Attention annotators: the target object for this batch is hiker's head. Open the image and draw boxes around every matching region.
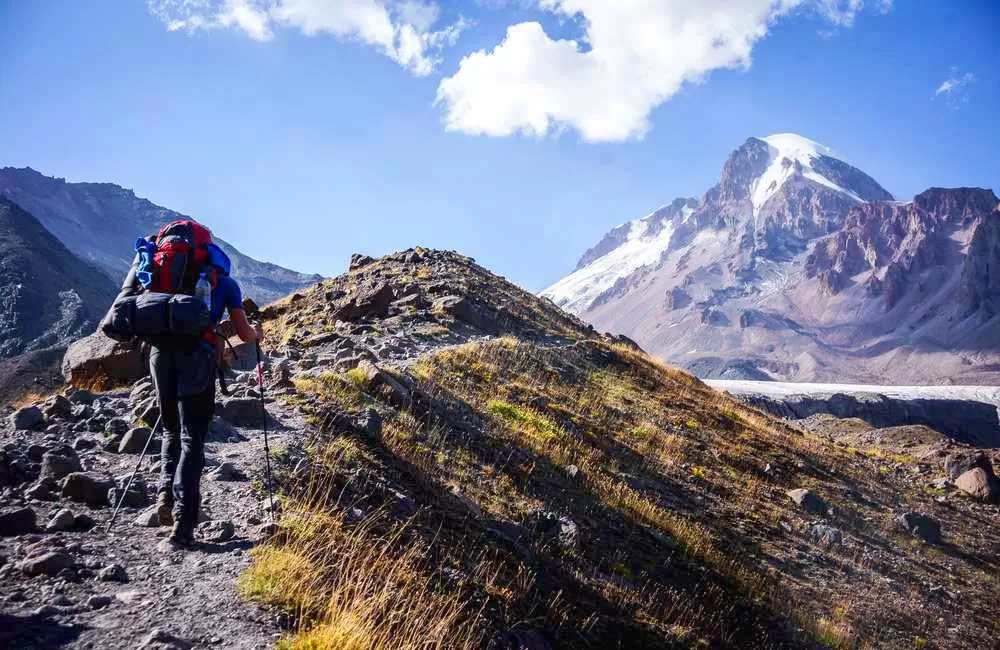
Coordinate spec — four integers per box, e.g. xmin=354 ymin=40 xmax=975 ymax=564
xmin=207 ymin=243 xmax=231 ymax=278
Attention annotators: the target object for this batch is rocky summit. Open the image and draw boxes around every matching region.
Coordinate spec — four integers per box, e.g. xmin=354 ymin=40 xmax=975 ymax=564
xmin=2 ymin=248 xmax=997 ymax=650
xmin=543 ymin=134 xmax=1000 ymax=384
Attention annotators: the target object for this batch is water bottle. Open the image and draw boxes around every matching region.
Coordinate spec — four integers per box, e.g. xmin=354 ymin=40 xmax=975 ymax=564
xmin=195 ymin=272 xmax=212 ymax=310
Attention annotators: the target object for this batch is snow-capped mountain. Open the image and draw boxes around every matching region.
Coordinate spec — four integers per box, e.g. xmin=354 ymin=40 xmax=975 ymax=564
xmin=543 ymin=134 xmax=1000 ymax=384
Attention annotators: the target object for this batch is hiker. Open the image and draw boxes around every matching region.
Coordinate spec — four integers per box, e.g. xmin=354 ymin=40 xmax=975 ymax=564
xmin=104 ymin=220 xmax=261 ymax=551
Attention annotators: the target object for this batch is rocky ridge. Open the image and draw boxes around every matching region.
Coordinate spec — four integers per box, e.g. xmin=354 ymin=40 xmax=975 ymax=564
xmin=0 ymin=167 xmax=322 ymax=306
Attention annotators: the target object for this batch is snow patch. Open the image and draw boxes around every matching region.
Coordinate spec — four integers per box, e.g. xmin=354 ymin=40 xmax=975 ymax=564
xmin=542 ymin=215 xmax=675 ymax=313
xmin=750 ymin=133 xmax=864 ymax=218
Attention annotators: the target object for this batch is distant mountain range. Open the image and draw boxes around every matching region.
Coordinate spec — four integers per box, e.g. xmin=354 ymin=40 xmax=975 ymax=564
xmin=0 ymin=167 xmax=322 ymax=358
xmin=543 ymin=134 xmax=1000 ymax=384
xmin=0 ymin=167 xmax=322 ymax=306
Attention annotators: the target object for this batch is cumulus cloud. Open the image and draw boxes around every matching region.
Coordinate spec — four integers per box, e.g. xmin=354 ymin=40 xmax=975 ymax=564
xmin=437 ymin=0 xmax=888 ymax=142
xmin=148 ymin=0 xmax=467 ymax=76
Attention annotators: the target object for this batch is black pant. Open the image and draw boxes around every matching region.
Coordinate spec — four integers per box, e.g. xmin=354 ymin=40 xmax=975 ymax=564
xmin=150 ymin=343 xmax=216 ymax=536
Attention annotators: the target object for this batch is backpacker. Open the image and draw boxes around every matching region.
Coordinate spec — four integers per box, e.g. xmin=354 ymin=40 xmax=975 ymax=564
xmin=100 ymin=219 xmax=217 ymax=344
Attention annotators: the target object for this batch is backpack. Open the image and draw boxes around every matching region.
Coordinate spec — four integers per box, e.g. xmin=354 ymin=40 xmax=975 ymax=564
xmin=100 ymin=219 xmax=217 ymax=344
xmin=147 ymin=220 xmax=214 ymax=293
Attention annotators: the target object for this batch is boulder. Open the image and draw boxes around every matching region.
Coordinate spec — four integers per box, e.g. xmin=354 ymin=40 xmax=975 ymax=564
xmin=897 ymin=512 xmax=941 ymax=544
xmin=19 ymin=551 xmax=73 ymax=577
xmin=954 ymin=468 xmax=999 ymax=503
xmin=45 ymin=509 xmax=78 ymax=532
xmin=216 ymin=397 xmax=261 ymax=427
xmin=9 ymin=406 xmax=45 ymax=431
xmin=40 ymin=447 xmax=82 ymax=480
xmin=107 ymin=479 xmax=149 ymax=509
xmin=786 ymin=488 xmax=828 ymax=515
xmin=25 ymin=478 xmax=58 ymax=501
xmin=349 ymin=253 xmax=375 ymax=271
xmin=118 ymin=428 xmax=153 ymax=454
xmin=62 ymin=332 xmax=145 ymax=391
xmin=810 ymin=523 xmax=843 ymax=548
xmin=333 ymin=282 xmax=396 ymax=322
xmin=41 ymin=395 xmax=72 ymax=420
xmin=944 ymin=451 xmax=993 ymax=481
xmin=431 ymin=295 xmax=501 ymax=334
xmin=0 ymin=507 xmax=37 ymax=536
xmin=61 ymin=471 xmax=115 ymax=507
xmin=207 ymin=462 xmax=241 ymax=482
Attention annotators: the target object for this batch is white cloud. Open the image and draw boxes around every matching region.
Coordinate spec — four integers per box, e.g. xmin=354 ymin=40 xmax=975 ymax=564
xmin=148 ymin=0 xmax=468 ymax=76
xmin=935 ymin=71 xmax=976 ymax=96
xmin=436 ymin=0 xmax=888 ymax=142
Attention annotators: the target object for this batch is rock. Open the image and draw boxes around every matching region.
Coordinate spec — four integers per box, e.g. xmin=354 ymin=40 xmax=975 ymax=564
xmin=349 ymin=253 xmax=375 ymax=270
xmin=19 ymin=551 xmax=73 ymax=577
xmin=97 ymin=563 xmax=128 ymax=582
xmin=447 ymin=484 xmax=482 ymax=518
xmin=129 ymin=379 xmax=154 ymax=405
xmin=40 ymin=447 xmax=82 ymax=480
xmin=105 ymin=418 xmax=129 ymax=438
xmin=197 ymin=519 xmax=235 ymax=543
xmin=355 ymin=361 xmax=412 ymax=408
xmin=118 ymin=427 xmax=153 ymax=454
xmin=9 ymin=406 xmax=44 ymax=431
xmin=216 ymin=397 xmax=261 ymax=426
xmin=45 ymin=509 xmax=77 ymax=532
xmin=62 ymin=332 xmax=145 ymax=391
xmin=136 ymin=628 xmax=193 ymax=650
xmin=74 ymin=513 xmax=95 ymax=530
xmin=333 ymin=282 xmax=396 ymax=321
xmin=810 ymin=523 xmax=843 ymax=548
xmin=531 ymin=511 xmax=579 ymax=550
xmin=41 ymin=395 xmax=72 ymax=420
xmin=25 ymin=478 xmax=58 ymax=501
xmin=354 ymin=408 xmax=382 ymax=438
xmin=0 ymin=507 xmax=37 ymax=536
xmin=68 ymin=390 xmax=96 ymax=405
xmin=897 ymin=512 xmax=941 ymax=544
xmin=431 ymin=295 xmax=501 ymax=334
xmin=61 ymin=471 xmax=115 ymax=507
xmin=73 ymin=437 xmax=97 ymax=452
xmin=786 ymin=488 xmax=828 ymax=515
xmin=107 ymin=479 xmax=149 ymax=509
xmin=944 ymin=451 xmax=994 ymax=481
xmin=954 ymin=468 xmax=999 ymax=503
xmin=207 ymin=462 xmax=241 ymax=482
xmin=87 ymin=594 xmax=112 ymax=609
xmin=134 ymin=507 xmax=161 ymax=527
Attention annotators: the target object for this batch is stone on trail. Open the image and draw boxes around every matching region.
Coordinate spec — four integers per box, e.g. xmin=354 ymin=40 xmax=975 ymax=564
xmin=897 ymin=512 xmax=941 ymax=544
xmin=61 ymin=471 xmax=115 ymax=507
xmin=944 ymin=451 xmax=994 ymax=481
xmin=136 ymin=628 xmax=193 ymax=650
xmin=207 ymin=462 xmax=241 ymax=482
xmin=118 ymin=427 xmax=153 ymax=454
xmin=62 ymin=332 xmax=145 ymax=390
xmin=40 ymin=446 xmax=83 ymax=480
xmin=87 ymin=594 xmax=112 ymax=609
xmin=0 ymin=507 xmax=37 ymax=536
xmin=9 ymin=405 xmax=45 ymax=430
xmin=19 ymin=551 xmax=73 ymax=577
xmin=786 ymin=488 xmax=828 ymax=515
xmin=41 ymin=394 xmax=72 ymax=420
xmin=97 ymin=563 xmax=128 ymax=583
xmin=45 ymin=508 xmax=77 ymax=532
xmin=197 ymin=519 xmax=235 ymax=543
xmin=134 ymin=507 xmax=162 ymax=527
xmin=216 ymin=397 xmax=262 ymax=426
xmin=25 ymin=478 xmax=58 ymax=501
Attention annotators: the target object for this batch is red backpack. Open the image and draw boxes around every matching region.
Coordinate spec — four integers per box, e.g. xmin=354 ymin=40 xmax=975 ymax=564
xmin=150 ymin=220 xmax=213 ymax=293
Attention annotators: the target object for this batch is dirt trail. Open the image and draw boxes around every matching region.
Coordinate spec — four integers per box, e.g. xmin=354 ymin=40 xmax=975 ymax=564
xmin=1 ymin=384 xmax=306 ymax=650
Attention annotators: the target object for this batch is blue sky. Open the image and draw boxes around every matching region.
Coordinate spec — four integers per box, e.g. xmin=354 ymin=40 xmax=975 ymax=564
xmin=1 ymin=0 xmax=997 ymax=291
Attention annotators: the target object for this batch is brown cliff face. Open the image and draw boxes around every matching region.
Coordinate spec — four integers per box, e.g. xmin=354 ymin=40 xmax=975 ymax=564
xmin=805 ymin=188 xmax=999 ymax=307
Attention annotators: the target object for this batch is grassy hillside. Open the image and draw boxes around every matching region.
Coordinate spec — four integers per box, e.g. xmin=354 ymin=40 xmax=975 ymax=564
xmin=242 ymin=249 xmax=998 ymax=649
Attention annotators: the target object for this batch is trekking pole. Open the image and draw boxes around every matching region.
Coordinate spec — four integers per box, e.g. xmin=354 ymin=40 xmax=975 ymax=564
xmin=255 ymin=338 xmax=276 ymax=521
xmin=106 ymin=415 xmax=163 ymax=534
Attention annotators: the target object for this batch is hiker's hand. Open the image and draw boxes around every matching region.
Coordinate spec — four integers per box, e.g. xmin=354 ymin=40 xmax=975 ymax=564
xmin=253 ymin=324 xmax=264 ymax=342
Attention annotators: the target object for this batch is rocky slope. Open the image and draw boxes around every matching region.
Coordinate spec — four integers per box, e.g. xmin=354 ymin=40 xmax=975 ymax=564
xmin=0 ymin=198 xmax=116 ymax=359
xmin=0 ymin=167 xmax=322 ymax=305
xmin=2 ymin=248 xmax=998 ymax=649
xmin=543 ymin=135 xmax=1000 ymax=384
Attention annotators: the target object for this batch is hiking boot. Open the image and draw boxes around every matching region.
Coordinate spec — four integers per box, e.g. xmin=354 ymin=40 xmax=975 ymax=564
xmin=157 ymin=524 xmax=195 ymax=553
xmin=155 ymin=491 xmax=173 ymax=527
